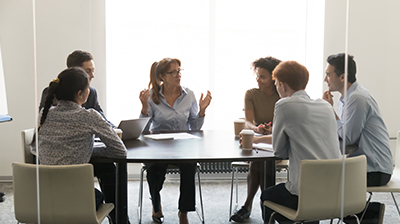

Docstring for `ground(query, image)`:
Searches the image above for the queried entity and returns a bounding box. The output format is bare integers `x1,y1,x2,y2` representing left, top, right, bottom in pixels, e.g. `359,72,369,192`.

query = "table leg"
116,162,128,224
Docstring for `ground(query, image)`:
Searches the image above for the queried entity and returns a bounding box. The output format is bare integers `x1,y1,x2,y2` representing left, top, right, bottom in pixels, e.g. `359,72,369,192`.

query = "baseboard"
0,176,12,182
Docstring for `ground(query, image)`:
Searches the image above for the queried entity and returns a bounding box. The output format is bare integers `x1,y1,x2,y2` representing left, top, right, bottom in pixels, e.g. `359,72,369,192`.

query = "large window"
105,0,324,130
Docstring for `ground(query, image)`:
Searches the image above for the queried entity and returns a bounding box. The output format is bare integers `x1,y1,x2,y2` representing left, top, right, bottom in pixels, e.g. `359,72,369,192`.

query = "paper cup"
234,119,246,137
240,129,254,150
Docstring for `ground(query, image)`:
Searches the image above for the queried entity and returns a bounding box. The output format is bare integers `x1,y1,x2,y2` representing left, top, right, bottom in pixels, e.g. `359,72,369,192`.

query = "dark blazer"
39,86,115,127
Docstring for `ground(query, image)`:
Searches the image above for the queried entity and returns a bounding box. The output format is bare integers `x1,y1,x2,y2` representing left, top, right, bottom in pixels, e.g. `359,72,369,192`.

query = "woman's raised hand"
199,90,212,117
139,89,150,115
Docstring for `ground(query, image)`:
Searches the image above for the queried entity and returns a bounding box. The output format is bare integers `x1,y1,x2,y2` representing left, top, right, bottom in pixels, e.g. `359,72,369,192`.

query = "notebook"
117,118,150,140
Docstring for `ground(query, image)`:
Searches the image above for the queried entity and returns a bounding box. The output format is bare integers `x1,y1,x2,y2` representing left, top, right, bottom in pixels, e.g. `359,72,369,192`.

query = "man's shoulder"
89,86,97,93
83,86,100,110
276,95,329,109
349,86,372,104
274,96,297,111
88,86,97,99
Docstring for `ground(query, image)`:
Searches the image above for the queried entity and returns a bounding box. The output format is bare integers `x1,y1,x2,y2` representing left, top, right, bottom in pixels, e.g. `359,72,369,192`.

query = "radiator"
167,162,249,174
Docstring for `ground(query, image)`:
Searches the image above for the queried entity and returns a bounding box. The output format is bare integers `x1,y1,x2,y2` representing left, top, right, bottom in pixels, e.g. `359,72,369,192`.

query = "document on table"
253,143,273,152
93,141,106,149
144,132,201,141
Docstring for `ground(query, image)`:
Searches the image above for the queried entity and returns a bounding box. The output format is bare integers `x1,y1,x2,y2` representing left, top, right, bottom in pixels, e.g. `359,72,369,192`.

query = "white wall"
323,0,400,137
0,0,107,178
0,0,399,178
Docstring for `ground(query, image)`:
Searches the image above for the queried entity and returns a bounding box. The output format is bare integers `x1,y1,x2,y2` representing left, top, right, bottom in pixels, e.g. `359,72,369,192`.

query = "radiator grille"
167,162,249,174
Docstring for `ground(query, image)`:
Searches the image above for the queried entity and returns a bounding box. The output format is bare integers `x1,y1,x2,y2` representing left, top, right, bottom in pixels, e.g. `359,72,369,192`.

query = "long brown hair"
148,58,181,104
31,68,89,146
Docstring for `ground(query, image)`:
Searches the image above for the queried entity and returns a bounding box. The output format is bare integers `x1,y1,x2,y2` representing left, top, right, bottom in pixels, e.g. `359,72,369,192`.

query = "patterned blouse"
34,100,127,165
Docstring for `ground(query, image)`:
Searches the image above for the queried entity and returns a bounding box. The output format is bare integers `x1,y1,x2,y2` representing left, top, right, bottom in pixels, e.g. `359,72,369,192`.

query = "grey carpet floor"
1,178,399,224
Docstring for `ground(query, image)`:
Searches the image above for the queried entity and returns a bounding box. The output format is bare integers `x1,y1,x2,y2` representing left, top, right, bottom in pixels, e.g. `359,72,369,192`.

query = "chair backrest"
21,128,35,164
13,163,99,224
296,155,367,221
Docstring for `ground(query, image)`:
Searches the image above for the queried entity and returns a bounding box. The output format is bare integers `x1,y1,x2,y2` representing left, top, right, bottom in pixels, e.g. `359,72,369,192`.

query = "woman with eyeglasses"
139,58,212,224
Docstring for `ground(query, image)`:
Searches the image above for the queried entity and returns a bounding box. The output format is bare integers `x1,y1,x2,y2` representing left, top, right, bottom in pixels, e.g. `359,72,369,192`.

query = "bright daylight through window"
105,0,324,130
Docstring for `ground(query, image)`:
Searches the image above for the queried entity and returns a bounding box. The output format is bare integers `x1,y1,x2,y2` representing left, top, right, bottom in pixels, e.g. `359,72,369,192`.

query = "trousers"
261,183,319,224
145,162,197,213
90,161,117,222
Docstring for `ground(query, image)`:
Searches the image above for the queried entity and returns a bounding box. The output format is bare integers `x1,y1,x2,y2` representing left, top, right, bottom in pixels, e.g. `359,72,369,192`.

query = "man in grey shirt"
257,61,341,223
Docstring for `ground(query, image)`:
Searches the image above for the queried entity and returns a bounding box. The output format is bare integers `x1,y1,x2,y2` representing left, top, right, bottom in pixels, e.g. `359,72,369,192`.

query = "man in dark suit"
39,50,114,126
39,50,121,223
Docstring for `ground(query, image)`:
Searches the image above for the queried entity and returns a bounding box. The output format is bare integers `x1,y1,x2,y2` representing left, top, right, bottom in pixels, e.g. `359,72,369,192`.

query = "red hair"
272,61,309,91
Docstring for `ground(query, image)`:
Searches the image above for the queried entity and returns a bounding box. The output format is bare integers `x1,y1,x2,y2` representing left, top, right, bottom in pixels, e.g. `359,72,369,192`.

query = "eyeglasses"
166,69,183,78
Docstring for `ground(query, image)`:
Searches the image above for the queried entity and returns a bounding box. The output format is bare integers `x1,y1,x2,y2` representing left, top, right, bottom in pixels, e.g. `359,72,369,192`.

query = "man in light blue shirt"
258,61,341,223
323,53,393,187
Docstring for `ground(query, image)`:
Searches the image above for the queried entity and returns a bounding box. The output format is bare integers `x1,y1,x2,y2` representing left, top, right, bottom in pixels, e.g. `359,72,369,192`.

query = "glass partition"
4,0,395,223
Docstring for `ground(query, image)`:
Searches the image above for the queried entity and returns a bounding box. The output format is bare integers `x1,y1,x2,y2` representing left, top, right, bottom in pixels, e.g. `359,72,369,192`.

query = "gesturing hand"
199,90,212,117
257,122,272,135
139,89,150,115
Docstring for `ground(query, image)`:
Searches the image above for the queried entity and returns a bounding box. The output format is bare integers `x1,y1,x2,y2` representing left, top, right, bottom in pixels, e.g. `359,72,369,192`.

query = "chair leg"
195,166,205,224
138,167,145,224
268,211,276,224
107,214,114,224
235,167,239,210
359,192,373,223
350,214,361,224
391,192,400,217
229,166,235,220
286,167,289,180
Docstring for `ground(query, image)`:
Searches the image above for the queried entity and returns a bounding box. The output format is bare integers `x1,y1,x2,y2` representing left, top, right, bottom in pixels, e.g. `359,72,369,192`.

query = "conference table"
104,130,277,224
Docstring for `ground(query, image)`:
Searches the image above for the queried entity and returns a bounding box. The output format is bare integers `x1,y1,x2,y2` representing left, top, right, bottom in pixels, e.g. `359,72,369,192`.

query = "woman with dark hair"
231,56,281,222
139,58,212,224
32,67,127,211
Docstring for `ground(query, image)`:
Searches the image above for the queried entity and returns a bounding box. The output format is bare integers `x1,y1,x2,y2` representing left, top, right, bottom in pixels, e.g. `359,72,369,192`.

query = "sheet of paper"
93,141,106,148
144,132,201,140
253,143,273,152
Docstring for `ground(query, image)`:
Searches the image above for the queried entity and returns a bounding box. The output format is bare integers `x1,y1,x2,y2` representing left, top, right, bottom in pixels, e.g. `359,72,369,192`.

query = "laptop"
117,118,150,140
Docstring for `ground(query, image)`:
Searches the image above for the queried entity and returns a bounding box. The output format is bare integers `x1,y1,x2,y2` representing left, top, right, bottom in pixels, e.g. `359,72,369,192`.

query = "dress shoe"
152,205,164,223
0,192,5,202
230,206,251,222
152,215,164,223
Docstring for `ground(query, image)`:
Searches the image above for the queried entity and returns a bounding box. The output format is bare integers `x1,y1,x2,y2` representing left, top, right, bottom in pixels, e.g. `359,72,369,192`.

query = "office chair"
21,128,35,164
13,162,114,224
263,155,367,224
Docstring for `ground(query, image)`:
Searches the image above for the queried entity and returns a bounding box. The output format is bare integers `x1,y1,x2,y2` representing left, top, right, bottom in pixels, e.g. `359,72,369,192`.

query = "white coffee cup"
234,119,246,136
240,129,254,150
